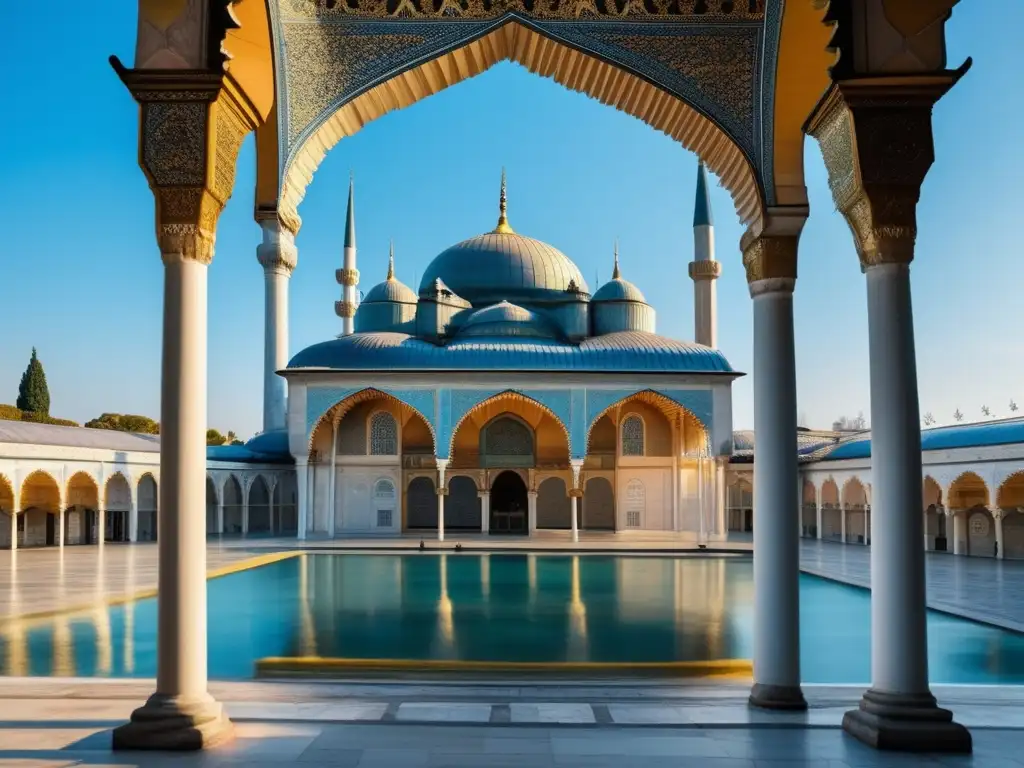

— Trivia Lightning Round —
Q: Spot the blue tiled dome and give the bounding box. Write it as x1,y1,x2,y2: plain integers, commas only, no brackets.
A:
458,301,559,339
419,231,588,304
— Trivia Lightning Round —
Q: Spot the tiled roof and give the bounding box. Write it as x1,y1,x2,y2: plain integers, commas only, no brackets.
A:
0,420,160,452
0,421,293,464
287,331,735,373
816,418,1024,461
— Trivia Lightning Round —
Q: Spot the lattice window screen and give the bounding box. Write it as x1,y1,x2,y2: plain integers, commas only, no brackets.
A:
484,418,533,456
370,412,398,455
621,415,645,457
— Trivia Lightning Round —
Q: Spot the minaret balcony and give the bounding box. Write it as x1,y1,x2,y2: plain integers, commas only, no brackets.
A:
336,267,360,286
689,260,722,280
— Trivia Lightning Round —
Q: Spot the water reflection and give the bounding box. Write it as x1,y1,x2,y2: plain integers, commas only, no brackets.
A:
3,553,1024,684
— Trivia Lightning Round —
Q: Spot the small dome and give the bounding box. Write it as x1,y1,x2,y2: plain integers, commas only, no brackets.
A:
458,301,559,339
592,278,647,303
362,242,417,305
363,278,417,305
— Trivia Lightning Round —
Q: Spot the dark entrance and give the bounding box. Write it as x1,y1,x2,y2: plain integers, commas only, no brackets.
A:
490,471,527,535
45,512,56,546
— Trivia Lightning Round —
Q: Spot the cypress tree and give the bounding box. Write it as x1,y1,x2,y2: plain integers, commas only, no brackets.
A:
16,348,50,416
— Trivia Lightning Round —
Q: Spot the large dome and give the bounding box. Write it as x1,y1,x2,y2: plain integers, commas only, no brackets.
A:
418,172,588,304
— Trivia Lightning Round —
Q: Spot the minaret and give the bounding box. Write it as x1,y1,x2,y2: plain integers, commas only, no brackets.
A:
335,174,359,336
688,162,721,348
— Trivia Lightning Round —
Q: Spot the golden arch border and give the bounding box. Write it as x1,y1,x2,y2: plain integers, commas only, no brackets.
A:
277,19,763,233
584,389,706,455
306,387,438,457
948,470,991,507
997,471,1024,509
447,390,571,461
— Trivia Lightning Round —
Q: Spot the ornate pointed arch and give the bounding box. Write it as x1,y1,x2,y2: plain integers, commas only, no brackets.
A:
840,476,867,507
948,470,990,509
997,471,1024,511
585,389,705,455
307,387,437,456
447,390,569,461
273,12,767,232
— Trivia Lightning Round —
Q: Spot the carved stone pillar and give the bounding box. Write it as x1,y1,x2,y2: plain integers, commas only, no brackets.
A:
111,65,257,751
743,224,805,712
808,77,970,754
437,460,448,542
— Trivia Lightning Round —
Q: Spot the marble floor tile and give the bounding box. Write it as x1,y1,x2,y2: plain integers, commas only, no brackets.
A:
509,703,595,724
396,703,492,723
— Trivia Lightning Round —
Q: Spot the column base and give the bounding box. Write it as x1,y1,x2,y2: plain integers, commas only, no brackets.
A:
842,689,971,753
748,683,807,711
112,693,234,751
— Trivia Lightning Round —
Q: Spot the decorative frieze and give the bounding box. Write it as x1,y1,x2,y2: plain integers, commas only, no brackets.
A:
688,260,722,281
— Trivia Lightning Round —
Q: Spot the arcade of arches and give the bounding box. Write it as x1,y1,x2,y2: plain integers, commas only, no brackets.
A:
0,469,296,550
305,391,723,539
729,467,1024,560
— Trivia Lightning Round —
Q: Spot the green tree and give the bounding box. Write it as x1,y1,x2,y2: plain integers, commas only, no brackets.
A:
16,348,50,416
226,430,244,446
85,413,160,434
207,428,227,446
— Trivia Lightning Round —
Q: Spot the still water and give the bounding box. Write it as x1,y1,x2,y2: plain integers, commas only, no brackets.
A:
1,553,1022,683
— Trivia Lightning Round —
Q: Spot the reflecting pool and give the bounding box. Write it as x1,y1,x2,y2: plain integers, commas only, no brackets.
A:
2,553,1023,683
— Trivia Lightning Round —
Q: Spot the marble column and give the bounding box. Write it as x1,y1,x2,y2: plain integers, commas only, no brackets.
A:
437,460,448,542
296,460,309,541
479,491,490,534
129,488,138,543
952,512,963,555
841,507,847,544
527,490,538,534
743,226,805,711
570,460,583,543
57,502,65,548
715,458,727,539
114,251,231,747
809,77,970,752
816,500,823,540
110,65,256,749
327,422,338,538
241,483,250,536
995,510,1004,560
256,217,296,434
9,496,17,551
98,502,106,548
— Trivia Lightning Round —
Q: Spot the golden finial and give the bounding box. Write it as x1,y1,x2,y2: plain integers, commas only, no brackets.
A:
387,240,395,280
612,240,621,280
493,167,514,234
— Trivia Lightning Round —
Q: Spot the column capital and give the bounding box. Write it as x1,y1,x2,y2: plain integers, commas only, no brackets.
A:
257,216,298,274
112,60,260,266
806,73,965,269
740,208,806,297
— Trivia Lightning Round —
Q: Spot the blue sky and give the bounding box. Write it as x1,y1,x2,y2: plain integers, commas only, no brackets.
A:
0,3,1019,439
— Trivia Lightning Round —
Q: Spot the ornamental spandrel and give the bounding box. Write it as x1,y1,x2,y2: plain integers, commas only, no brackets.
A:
272,0,777,206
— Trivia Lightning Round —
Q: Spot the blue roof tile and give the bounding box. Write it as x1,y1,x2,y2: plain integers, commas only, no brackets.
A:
287,331,735,374
819,418,1024,461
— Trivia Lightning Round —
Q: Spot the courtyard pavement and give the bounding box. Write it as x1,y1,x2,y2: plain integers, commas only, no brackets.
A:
0,679,1022,766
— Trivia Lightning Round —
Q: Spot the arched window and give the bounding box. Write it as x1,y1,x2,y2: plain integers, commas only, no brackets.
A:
621,415,645,457
369,412,398,455
373,479,396,528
